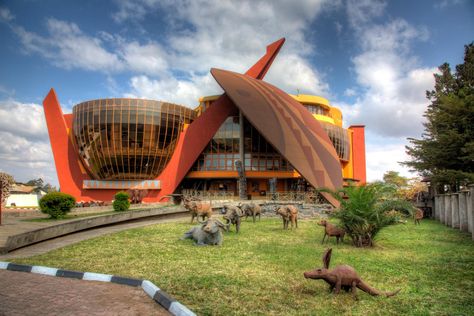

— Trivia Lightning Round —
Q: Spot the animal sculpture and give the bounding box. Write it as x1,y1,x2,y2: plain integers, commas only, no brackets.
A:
222,205,244,233
180,217,229,246
275,205,298,229
303,248,401,299
183,197,213,223
318,219,346,244
414,208,424,225
238,202,262,222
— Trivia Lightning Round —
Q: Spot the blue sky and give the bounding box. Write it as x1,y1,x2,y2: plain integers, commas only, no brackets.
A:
0,0,472,186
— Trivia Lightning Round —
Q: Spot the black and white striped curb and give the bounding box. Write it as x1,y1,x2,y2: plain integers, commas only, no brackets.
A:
0,262,195,316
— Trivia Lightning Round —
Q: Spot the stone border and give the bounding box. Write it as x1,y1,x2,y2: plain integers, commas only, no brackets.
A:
0,261,195,316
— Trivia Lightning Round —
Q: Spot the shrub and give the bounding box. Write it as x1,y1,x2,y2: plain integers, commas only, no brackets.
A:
113,191,130,212
0,172,15,206
325,183,415,247
39,192,76,219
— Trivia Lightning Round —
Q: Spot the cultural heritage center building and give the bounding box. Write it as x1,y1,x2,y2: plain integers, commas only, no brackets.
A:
43,38,365,206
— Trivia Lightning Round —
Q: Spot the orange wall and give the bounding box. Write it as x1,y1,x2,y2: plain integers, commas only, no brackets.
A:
349,125,366,184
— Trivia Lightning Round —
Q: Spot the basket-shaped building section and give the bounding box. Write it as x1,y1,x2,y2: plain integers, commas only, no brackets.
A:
72,98,196,180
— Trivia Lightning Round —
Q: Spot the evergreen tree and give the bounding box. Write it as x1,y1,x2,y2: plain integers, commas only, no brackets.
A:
404,43,474,192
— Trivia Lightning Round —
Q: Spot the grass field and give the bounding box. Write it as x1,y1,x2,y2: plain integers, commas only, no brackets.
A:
14,217,474,315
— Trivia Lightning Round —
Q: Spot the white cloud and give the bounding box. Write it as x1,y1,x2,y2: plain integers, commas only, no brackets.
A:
434,0,463,9
364,136,416,182
0,7,14,23
121,41,169,76
13,19,122,72
113,0,332,96
344,88,356,97
0,99,57,185
346,0,387,29
337,0,435,181
339,18,433,138
125,73,222,107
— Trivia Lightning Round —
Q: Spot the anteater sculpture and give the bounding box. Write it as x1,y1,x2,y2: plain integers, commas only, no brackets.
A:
318,220,345,244
303,248,401,299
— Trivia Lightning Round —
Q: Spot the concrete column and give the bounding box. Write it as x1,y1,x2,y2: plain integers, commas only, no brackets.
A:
438,195,445,224
468,185,474,239
458,192,468,232
451,194,460,229
445,194,452,226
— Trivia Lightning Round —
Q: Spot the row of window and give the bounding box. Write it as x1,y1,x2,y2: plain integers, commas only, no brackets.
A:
192,114,351,172
192,117,295,172
72,99,195,180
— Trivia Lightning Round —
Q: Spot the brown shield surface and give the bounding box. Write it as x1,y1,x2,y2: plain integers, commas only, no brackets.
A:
211,68,342,206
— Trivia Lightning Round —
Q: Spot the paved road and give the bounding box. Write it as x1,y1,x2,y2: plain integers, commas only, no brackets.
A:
0,269,170,316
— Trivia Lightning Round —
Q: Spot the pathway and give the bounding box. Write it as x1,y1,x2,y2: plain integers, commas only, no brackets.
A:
0,269,170,316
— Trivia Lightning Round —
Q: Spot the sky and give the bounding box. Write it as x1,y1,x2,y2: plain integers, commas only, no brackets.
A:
0,0,473,187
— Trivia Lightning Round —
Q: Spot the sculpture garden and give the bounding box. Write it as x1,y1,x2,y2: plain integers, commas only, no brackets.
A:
13,212,474,315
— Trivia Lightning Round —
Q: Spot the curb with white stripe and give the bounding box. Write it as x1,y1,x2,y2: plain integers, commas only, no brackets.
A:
0,261,195,316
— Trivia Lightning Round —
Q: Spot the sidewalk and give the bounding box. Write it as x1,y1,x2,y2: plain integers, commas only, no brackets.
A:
0,215,60,251
0,269,170,316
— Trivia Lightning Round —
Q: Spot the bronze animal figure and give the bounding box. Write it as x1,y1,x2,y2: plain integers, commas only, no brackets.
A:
222,205,244,233
183,197,213,223
238,202,262,222
303,248,401,299
180,216,229,246
275,205,298,229
318,220,345,244
414,208,423,225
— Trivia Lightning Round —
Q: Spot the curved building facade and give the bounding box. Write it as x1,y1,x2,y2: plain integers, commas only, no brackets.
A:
72,99,195,180
42,38,365,205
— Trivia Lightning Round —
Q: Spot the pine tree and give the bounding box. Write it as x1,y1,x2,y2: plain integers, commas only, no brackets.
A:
404,43,474,192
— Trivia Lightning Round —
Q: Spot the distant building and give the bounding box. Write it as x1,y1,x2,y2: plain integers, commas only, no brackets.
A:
42,38,365,206
6,184,46,208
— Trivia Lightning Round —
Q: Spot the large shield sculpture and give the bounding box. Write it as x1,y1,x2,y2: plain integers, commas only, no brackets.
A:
210,68,343,207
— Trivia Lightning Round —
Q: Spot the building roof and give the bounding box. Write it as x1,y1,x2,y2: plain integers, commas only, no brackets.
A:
10,184,37,194
211,68,343,206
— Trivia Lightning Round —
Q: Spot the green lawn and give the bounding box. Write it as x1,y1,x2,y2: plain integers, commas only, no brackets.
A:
14,218,474,315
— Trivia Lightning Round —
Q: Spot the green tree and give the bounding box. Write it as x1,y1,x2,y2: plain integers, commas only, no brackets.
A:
383,171,408,188
404,43,474,192
0,172,15,206
26,178,57,193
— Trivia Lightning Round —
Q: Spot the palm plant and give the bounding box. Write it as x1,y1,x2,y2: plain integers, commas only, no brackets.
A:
324,183,415,247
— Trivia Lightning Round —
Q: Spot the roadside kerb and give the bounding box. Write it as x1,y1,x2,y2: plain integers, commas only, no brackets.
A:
0,261,195,316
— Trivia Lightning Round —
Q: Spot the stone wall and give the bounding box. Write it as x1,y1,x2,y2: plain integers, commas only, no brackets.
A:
434,184,474,240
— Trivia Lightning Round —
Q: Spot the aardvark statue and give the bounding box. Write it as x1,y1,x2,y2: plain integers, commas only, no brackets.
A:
303,248,401,299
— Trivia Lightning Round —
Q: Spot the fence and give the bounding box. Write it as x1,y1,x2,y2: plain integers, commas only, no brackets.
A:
181,190,327,204
433,184,474,240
